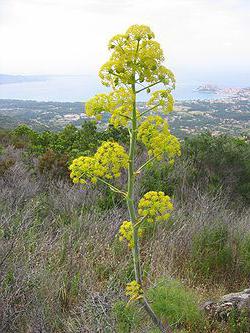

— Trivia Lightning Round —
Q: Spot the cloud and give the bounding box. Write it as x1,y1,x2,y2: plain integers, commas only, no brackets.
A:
0,0,249,75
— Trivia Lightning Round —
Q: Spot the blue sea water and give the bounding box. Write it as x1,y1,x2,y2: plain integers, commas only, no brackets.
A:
0,74,245,102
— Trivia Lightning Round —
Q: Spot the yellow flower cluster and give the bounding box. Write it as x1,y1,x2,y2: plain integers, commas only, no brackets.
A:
69,141,129,184
137,115,181,161
85,88,135,128
118,221,143,249
125,280,143,301
138,191,173,223
99,25,175,88
109,88,133,128
69,156,97,184
147,90,174,114
126,25,155,41
94,141,129,179
85,93,111,121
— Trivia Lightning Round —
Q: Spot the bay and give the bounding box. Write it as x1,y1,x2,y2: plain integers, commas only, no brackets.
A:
0,75,235,102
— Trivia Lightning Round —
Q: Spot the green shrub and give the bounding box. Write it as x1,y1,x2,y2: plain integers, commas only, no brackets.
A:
183,133,250,205
147,279,204,332
190,225,233,279
140,161,174,196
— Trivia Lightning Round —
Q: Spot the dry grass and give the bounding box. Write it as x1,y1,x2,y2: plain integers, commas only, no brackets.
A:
0,148,249,332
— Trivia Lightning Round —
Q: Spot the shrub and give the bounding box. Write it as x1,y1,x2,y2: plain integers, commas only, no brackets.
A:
147,279,204,332
140,161,174,196
38,149,69,178
0,156,15,175
12,124,38,148
0,144,4,155
183,133,250,205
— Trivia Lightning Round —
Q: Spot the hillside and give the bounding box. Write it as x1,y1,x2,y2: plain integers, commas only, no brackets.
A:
0,125,250,332
0,94,249,136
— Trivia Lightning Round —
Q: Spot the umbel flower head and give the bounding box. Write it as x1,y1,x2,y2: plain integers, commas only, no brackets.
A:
147,90,174,114
125,280,143,301
85,93,111,121
85,88,134,128
118,221,143,249
94,141,129,179
69,156,97,184
138,191,174,223
69,141,128,184
99,24,175,89
137,115,181,162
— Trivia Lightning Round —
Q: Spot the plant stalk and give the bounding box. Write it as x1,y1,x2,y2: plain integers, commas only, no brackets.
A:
126,82,172,333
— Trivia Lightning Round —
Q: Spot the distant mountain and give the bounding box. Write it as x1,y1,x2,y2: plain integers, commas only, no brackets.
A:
196,84,250,97
196,84,220,93
0,74,49,85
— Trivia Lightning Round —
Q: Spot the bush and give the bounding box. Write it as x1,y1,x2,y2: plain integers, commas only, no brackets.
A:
183,133,250,205
147,279,204,332
0,156,15,176
38,149,69,178
140,161,174,196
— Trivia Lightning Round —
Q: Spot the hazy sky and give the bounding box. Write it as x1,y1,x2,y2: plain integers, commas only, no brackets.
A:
1,0,249,77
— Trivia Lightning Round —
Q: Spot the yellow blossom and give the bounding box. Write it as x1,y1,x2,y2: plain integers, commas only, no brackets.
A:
69,141,128,184
94,141,129,179
118,221,143,249
125,280,143,301
69,156,96,185
99,25,175,88
138,191,173,223
147,90,174,114
137,115,181,161
85,88,135,128
85,93,111,120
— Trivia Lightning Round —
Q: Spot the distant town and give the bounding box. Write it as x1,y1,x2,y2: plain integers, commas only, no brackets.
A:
0,86,249,138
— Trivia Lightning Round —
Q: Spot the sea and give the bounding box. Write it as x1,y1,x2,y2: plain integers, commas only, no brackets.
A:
0,74,248,102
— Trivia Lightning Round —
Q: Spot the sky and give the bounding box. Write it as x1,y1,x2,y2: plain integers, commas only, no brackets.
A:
0,0,250,81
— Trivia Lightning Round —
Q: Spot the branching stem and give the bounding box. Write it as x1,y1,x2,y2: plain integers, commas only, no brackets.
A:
126,79,172,333
136,153,162,174
97,177,127,197
136,80,161,94
139,103,161,117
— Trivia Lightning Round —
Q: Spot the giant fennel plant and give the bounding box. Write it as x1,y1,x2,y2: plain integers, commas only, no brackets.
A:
69,25,180,333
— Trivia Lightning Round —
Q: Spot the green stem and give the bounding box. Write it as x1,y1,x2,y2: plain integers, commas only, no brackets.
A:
126,81,172,333
97,177,127,197
139,103,161,117
136,153,161,174
127,81,142,284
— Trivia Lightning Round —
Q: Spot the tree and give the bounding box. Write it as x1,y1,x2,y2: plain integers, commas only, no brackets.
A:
69,25,180,332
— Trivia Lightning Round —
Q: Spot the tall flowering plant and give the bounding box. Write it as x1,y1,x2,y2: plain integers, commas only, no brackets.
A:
69,25,180,332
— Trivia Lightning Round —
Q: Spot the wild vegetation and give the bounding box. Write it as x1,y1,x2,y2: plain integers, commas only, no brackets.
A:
0,121,249,332
0,23,249,333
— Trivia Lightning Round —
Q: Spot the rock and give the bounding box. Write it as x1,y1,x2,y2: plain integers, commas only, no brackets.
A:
200,288,250,322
